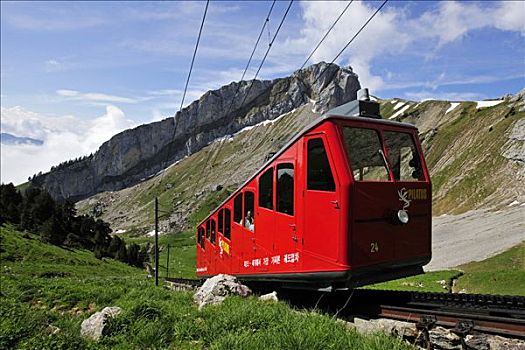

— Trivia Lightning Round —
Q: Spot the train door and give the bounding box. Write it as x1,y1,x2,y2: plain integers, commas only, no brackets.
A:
274,161,298,270
256,167,275,272
205,219,213,274
232,193,243,273
341,126,395,267
303,135,340,264
210,218,217,274
243,190,256,269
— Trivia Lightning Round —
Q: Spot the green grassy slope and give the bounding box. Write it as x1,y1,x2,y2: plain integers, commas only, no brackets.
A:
365,242,525,296
453,242,525,296
0,225,415,350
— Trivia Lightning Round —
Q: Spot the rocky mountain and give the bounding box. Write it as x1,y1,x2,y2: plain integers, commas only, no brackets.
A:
76,89,525,235
31,62,360,201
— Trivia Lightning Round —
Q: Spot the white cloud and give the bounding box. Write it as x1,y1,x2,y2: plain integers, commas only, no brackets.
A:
56,89,139,103
0,105,136,184
44,59,64,73
493,2,525,34
292,1,525,92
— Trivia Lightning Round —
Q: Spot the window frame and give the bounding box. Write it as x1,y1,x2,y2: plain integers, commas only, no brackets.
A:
210,219,216,245
205,220,211,240
339,125,392,182
218,209,224,233
234,193,243,226
306,137,336,192
197,227,205,249
382,130,426,182
243,190,255,231
276,162,295,216
224,208,231,240
258,167,274,210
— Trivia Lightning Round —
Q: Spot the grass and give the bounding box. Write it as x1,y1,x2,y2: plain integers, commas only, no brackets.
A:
365,270,463,293
0,224,416,349
366,242,525,296
453,242,525,296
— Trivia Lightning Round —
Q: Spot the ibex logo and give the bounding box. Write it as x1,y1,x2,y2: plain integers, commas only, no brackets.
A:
398,187,412,210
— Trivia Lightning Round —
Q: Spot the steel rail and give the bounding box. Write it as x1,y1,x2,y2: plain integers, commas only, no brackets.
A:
162,277,525,339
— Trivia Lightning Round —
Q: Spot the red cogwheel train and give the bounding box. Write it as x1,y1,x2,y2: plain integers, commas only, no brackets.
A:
196,89,431,290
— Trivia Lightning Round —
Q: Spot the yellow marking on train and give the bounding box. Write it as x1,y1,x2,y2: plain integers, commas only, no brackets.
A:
408,188,427,200
221,240,230,255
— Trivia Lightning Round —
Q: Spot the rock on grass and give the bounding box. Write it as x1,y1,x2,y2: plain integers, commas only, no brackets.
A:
80,306,122,340
194,274,251,310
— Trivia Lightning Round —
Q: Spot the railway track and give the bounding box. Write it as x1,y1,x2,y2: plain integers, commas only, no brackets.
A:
165,277,525,339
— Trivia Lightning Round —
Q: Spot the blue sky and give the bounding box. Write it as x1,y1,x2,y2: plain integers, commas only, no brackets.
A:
1,1,524,184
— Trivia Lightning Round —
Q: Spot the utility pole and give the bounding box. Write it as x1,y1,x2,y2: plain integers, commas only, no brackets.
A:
166,244,170,279
154,197,159,286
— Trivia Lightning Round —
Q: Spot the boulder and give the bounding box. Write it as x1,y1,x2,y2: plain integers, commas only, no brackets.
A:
353,318,418,338
80,306,122,340
428,326,461,350
194,274,251,310
259,291,278,302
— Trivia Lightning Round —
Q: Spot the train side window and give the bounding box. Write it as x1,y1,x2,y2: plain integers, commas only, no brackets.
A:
234,193,243,224
198,227,205,249
383,131,425,181
211,219,216,245
244,191,255,231
205,220,211,240
224,208,231,239
307,138,335,191
342,127,390,181
218,209,224,233
277,163,294,215
258,168,274,209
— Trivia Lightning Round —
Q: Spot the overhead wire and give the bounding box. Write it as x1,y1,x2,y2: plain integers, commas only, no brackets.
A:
190,1,284,203
310,0,389,91
178,0,210,114
157,0,210,219
236,0,295,112
224,0,277,118
194,0,294,196
298,0,354,71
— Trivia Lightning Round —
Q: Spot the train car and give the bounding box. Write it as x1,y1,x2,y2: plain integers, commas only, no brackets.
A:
196,89,431,290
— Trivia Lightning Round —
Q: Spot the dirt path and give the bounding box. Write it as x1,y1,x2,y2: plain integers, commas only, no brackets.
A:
425,205,525,271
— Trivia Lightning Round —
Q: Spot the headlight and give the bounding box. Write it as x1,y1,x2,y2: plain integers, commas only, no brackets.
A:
397,210,409,224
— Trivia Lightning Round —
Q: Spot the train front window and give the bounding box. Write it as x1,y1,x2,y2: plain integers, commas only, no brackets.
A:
342,127,390,181
383,131,424,181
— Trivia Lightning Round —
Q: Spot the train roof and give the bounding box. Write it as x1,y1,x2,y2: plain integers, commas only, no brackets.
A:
198,99,418,226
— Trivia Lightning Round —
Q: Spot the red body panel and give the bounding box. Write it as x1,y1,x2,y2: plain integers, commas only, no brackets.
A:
196,115,432,288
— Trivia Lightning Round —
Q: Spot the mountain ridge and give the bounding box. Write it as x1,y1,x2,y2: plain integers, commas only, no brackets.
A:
31,62,360,201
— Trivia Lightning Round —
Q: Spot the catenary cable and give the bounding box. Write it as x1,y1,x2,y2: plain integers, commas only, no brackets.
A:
178,0,210,114
224,0,277,118
236,0,295,112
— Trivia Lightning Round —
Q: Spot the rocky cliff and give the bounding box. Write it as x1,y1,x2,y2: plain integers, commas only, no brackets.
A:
32,62,360,201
